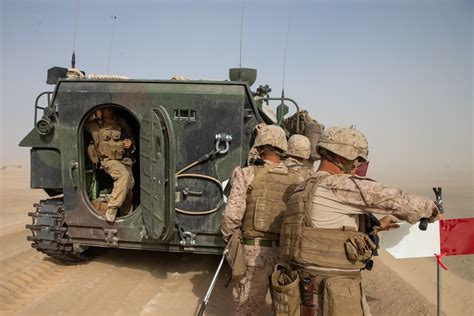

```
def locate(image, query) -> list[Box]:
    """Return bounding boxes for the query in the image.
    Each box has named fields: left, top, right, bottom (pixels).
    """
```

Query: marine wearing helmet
left=285, top=134, right=313, bottom=181
left=316, top=126, right=368, bottom=174
left=279, top=125, right=441, bottom=316
left=253, top=124, right=288, bottom=154
left=221, top=124, right=300, bottom=316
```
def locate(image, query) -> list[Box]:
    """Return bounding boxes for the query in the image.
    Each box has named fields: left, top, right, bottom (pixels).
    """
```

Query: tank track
left=26, top=198, right=89, bottom=263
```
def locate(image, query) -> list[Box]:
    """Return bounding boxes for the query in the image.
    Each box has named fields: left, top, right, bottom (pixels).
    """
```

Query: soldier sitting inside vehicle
left=84, top=105, right=135, bottom=223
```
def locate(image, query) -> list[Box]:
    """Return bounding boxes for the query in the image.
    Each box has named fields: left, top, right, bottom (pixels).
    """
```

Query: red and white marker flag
left=380, top=218, right=474, bottom=262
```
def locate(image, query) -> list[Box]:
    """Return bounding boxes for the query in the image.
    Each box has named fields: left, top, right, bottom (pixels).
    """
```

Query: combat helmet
left=317, top=126, right=368, bottom=161
left=254, top=125, right=288, bottom=153
left=287, top=135, right=311, bottom=159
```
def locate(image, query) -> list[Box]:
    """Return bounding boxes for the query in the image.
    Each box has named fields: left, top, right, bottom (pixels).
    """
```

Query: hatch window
left=173, top=109, right=196, bottom=121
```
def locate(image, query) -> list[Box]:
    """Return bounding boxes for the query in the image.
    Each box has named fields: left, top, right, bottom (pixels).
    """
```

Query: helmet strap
left=321, top=149, right=355, bottom=174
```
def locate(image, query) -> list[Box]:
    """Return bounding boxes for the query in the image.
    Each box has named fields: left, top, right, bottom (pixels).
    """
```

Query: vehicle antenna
left=71, top=0, right=81, bottom=69
left=239, top=0, right=245, bottom=70
left=281, top=0, right=293, bottom=98
left=106, top=15, right=118, bottom=74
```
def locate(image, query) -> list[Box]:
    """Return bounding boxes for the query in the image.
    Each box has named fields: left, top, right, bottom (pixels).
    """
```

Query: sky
left=1, top=0, right=472, bottom=213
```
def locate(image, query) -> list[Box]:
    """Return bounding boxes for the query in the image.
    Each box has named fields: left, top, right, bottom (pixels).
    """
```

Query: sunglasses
left=354, top=157, right=367, bottom=167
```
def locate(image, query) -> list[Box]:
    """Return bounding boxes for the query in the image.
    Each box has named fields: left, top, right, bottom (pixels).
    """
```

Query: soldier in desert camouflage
left=84, top=106, right=135, bottom=223
left=285, top=134, right=314, bottom=182
left=279, top=126, right=441, bottom=316
left=280, top=127, right=439, bottom=315
left=221, top=125, right=300, bottom=316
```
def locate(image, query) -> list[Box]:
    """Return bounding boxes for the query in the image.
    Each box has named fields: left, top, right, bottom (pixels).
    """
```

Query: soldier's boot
left=105, top=207, right=118, bottom=223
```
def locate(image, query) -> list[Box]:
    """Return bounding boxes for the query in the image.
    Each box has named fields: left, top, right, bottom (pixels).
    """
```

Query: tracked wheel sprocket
left=26, top=198, right=88, bottom=263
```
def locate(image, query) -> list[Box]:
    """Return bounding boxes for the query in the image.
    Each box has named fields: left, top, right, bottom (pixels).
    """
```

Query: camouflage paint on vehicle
left=20, top=77, right=264, bottom=259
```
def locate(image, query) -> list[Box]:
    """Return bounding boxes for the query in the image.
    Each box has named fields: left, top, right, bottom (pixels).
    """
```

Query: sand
left=0, top=167, right=472, bottom=315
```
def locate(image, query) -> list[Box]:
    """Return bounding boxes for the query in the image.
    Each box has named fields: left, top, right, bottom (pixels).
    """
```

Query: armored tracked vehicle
left=19, top=67, right=304, bottom=262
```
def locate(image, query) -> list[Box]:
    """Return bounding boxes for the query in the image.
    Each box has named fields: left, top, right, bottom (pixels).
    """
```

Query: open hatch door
left=140, top=107, right=176, bottom=240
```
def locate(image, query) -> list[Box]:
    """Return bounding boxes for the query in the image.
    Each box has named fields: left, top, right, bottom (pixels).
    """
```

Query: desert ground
left=0, top=167, right=472, bottom=315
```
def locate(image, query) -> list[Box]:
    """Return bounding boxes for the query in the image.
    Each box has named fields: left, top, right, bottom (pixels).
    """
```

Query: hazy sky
left=1, top=0, right=472, bottom=211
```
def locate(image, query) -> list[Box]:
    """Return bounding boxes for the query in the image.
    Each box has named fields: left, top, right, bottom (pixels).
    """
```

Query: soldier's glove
left=345, top=235, right=376, bottom=262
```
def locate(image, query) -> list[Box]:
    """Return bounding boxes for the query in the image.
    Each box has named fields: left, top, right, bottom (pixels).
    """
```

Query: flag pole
left=437, top=259, right=440, bottom=316
left=432, top=187, right=444, bottom=316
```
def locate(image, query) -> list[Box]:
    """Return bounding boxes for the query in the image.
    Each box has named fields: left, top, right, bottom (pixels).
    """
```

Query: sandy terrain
left=0, top=167, right=472, bottom=315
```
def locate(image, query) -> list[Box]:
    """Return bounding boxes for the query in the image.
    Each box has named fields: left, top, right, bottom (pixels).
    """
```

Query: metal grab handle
left=68, top=160, right=78, bottom=188
left=183, top=188, right=203, bottom=197
left=261, top=97, right=301, bottom=132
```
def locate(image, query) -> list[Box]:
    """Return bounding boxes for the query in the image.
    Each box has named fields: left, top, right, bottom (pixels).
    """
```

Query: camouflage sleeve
left=83, top=120, right=99, bottom=144
left=220, top=166, right=254, bottom=242
left=322, top=175, right=438, bottom=224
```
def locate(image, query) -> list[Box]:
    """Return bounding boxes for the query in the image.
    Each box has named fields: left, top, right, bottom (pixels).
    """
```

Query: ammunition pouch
left=224, top=230, right=246, bottom=281
left=298, top=227, right=373, bottom=270
left=271, top=265, right=301, bottom=316
left=344, top=235, right=377, bottom=263
left=323, top=276, right=363, bottom=316
left=98, top=129, right=124, bottom=160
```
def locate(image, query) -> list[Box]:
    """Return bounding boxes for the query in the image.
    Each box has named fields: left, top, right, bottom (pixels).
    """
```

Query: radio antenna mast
left=237, top=0, right=245, bottom=81
left=239, top=0, right=245, bottom=69
left=71, top=0, right=81, bottom=68
left=281, top=0, right=293, bottom=98
left=107, top=15, right=118, bottom=74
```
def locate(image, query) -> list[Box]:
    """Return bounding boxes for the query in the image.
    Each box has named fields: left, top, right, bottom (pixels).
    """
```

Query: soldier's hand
left=379, top=215, right=400, bottom=231
left=95, top=110, right=102, bottom=119
left=123, top=139, right=132, bottom=149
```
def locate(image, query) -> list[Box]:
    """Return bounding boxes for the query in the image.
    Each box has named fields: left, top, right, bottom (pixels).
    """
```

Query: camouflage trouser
left=233, top=245, right=281, bottom=316
left=100, top=159, right=134, bottom=211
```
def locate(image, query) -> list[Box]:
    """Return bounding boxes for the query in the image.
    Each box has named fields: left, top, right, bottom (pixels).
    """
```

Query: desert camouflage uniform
left=309, top=171, right=438, bottom=229
left=84, top=116, right=135, bottom=213
left=302, top=171, right=438, bottom=316
left=284, top=157, right=313, bottom=182
left=285, top=126, right=439, bottom=316
left=221, top=162, right=287, bottom=316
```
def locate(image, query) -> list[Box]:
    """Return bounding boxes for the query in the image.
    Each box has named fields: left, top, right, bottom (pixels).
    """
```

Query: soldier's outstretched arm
left=322, top=175, right=440, bottom=224
left=220, top=167, right=252, bottom=242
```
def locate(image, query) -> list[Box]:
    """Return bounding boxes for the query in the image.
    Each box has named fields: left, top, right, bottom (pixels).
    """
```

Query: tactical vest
left=242, top=164, right=300, bottom=240
left=280, top=175, right=375, bottom=270
left=97, top=121, right=124, bottom=160
left=285, top=160, right=313, bottom=182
